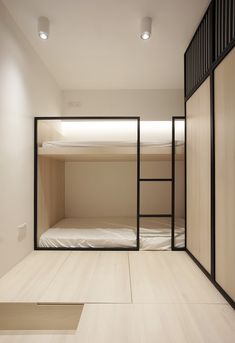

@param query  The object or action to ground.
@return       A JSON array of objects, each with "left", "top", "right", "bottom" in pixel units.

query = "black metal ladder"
[{"left": 136, "top": 116, "right": 185, "bottom": 251}]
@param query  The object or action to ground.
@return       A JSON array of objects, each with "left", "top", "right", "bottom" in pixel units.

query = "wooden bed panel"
[
  {"left": 38, "top": 156, "right": 65, "bottom": 242},
  {"left": 37, "top": 120, "right": 64, "bottom": 145},
  {"left": 215, "top": 47, "right": 235, "bottom": 301},
  {"left": 186, "top": 77, "right": 211, "bottom": 273}
]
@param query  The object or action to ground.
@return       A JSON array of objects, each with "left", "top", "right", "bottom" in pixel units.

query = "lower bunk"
[{"left": 39, "top": 217, "right": 185, "bottom": 250}]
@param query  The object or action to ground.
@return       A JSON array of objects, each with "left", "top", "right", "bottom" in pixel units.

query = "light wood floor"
[{"left": 0, "top": 251, "right": 234, "bottom": 342}]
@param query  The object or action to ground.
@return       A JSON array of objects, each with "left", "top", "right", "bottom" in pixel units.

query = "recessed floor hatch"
[{"left": 0, "top": 303, "right": 84, "bottom": 331}]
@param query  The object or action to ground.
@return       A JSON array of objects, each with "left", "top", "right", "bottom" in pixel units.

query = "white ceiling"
[{"left": 3, "top": 0, "right": 210, "bottom": 90}]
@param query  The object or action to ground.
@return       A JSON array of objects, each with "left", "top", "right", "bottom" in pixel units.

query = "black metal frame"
[
  {"left": 34, "top": 116, "right": 185, "bottom": 253},
  {"left": 34, "top": 116, "right": 140, "bottom": 251},
  {"left": 171, "top": 116, "right": 186, "bottom": 251},
  {"left": 184, "top": 0, "right": 235, "bottom": 309}
]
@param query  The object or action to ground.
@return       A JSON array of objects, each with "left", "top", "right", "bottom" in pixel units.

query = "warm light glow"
[
  {"left": 60, "top": 120, "right": 137, "bottom": 141},
  {"left": 57, "top": 120, "right": 184, "bottom": 143},
  {"left": 39, "top": 32, "right": 48, "bottom": 40},
  {"left": 141, "top": 32, "right": 150, "bottom": 40}
]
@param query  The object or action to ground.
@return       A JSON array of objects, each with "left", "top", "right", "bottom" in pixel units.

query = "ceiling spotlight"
[
  {"left": 140, "top": 17, "right": 152, "bottom": 40},
  {"left": 38, "top": 16, "right": 49, "bottom": 40}
]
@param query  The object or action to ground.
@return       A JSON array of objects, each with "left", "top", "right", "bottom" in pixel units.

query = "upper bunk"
[{"left": 37, "top": 118, "right": 185, "bottom": 162}]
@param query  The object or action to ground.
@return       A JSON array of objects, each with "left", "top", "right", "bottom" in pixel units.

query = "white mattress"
[
  {"left": 42, "top": 140, "right": 183, "bottom": 148},
  {"left": 140, "top": 217, "right": 185, "bottom": 250},
  {"left": 39, "top": 217, "right": 185, "bottom": 250}
]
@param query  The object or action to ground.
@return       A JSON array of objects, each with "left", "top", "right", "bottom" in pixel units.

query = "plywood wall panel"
[
  {"left": 186, "top": 77, "right": 211, "bottom": 273},
  {"left": 215, "top": 47, "right": 235, "bottom": 301},
  {"left": 37, "top": 157, "right": 65, "bottom": 242},
  {"left": 65, "top": 161, "right": 185, "bottom": 218}
]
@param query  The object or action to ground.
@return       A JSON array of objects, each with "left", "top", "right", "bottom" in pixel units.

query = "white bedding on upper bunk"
[
  {"left": 42, "top": 140, "right": 183, "bottom": 148},
  {"left": 39, "top": 217, "right": 185, "bottom": 250}
]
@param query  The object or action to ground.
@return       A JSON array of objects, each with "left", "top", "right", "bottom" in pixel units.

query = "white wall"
[
  {"left": 0, "top": 1, "right": 61, "bottom": 277},
  {"left": 62, "top": 89, "right": 184, "bottom": 120}
]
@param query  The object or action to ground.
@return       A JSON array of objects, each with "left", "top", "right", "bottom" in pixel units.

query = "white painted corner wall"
[{"left": 0, "top": 0, "right": 61, "bottom": 277}]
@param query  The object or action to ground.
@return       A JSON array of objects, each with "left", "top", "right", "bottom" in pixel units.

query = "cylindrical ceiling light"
[
  {"left": 38, "top": 16, "right": 50, "bottom": 40},
  {"left": 140, "top": 17, "right": 152, "bottom": 40}
]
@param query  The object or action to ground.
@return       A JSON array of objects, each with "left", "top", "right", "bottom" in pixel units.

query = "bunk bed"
[
  {"left": 35, "top": 117, "right": 185, "bottom": 251},
  {"left": 38, "top": 217, "right": 185, "bottom": 250}
]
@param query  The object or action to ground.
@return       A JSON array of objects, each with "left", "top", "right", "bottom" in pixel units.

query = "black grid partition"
[
  {"left": 34, "top": 116, "right": 140, "bottom": 251},
  {"left": 185, "top": 0, "right": 235, "bottom": 98},
  {"left": 185, "top": 5, "right": 213, "bottom": 98},
  {"left": 215, "top": 0, "right": 235, "bottom": 59}
]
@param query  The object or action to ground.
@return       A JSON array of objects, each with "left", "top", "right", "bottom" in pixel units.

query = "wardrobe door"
[
  {"left": 215, "top": 47, "right": 235, "bottom": 301},
  {"left": 186, "top": 77, "right": 211, "bottom": 273}
]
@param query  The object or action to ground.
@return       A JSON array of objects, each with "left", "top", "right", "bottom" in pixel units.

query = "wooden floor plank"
[
  {"left": 129, "top": 251, "right": 226, "bottom": 303},
  {"left": 39, "top": 251, "right": 131, "bottom": 303},
  {"left": 0, "top": 251, "right": 70, "bottom": 302},
  {"left": 0, "top": 303, "right": 234, "bottom": 343}
]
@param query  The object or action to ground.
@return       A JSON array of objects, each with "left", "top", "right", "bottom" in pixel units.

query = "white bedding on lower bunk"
[{"left": 39, "top": 217, "right": 185, "bottom": 250}]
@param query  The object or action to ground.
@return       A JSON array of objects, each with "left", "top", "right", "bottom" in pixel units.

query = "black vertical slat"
[
  {"left": 208, "top": 9, "right": 211, "bottom": 67},
  {"left": 197, "top": 29, "right": 199, "bottom": 82},
  {"left": 200, "top": 21, "right": 204, "bottom": 78},
  {"left": 215, "top": 0, "right": 218, "bottom": 59},
  {"left": 200, "top": 20, "right": 205, "bottom": 78},
  {"left": 216, "top": 0, "right": 218, "bottom": 59},
  {"left": 232, "top": 0, "right": 233, "bottom": 39},
  {"left": 189, "top": 48, "right": 191, "bottom": 95},
  {"left": 187, "top": 50, "right": 189, "bottom": 96},
  {"left": 209, "top": 8, "right": 211, "bottom": 66},
  {"left": 191, "top": 41, "right": 195, "bottom": 88},
  {"left": 191, "top": 42, "right": 193, "bottom": 91},
  {"left": 222, "top": 0, "right": 225, "bottom": 52},
  {"left": 198, "top": 29, "right": 201, "bottom": 80},
  {"left": 189, "top": 50, "right": 191, "bottom": 95},
  {"left": 228, "top": 0, "right": 231, "bottom": 43},
  {"left": 210, "top": 72, "right": 215, "bottom": 281},
  {"left": 218, "top": 0, "right": 221, "bottom": 56},
  {"left": 206, "top": 14, "right": 208, "bottom": 72},
  {"left": 203, "top": 15, "right": 206, "bottom": 74},
  {"left": 171, "top": 118, "right": 175, "bottom": 250},
  {"left": 186, "top": 54, "right": 188, "bottom": 97},
  {"left": 196, "top": 31, "right": 198, "bottom": 86},
  {"left": 34, "top": 118, "right": 38, "bottom": 249},
  {"left": 185, "top": 54, "right": 187, "bottom": 97},
  {"left": 187, "top": 50, "right": 189, "bottom": 97},
  {"left": 137, "top": 117, "right": 140, "bottom": 250},
  {"left": 198, "top": 25, "right": 200, "bottom": 81},
  {"left": 226, "top": 0, "right": 228, "bottom": 45},
  {"left": 186, "top": 51, "right": 188, "bottom": 97},
  {"left": 211, "top": 1, "right": 215, "bottom": 66},
  {"left": 218, "top": 0, "right": 223, "bottom": 56},
  {"left": 189, "top": 46, "right": 192, "bottom": 95},
  {"left": 232, "top": 0, "right": 234, "bottom": 40},
  {"left": 225, "top": 0, "right": 227, "bottom": 46},
  {"left": 184, "top": 113, "right": 187, "bottom": 249},
  {"left": 194, "top": 37, "right": 197, "bottom": 88}
]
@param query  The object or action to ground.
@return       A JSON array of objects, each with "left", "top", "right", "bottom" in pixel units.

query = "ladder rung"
[
  {"left": 139, "top": 214, "right": 172, "bottom": 218},
  {"left": 139, "top": 178, "right": 172, "bottom": 182}
]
